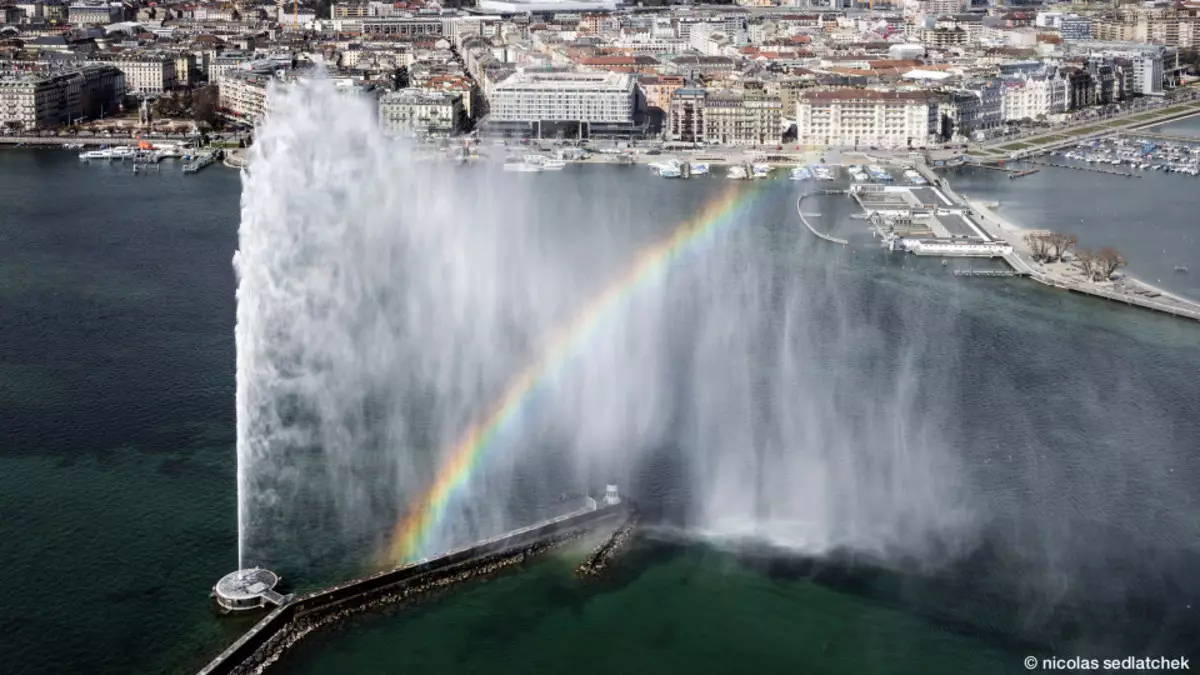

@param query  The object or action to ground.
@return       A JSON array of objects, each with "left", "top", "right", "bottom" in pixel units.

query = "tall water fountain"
[{"left": 231, "top": 76, "right": 977, "bottom": 581}]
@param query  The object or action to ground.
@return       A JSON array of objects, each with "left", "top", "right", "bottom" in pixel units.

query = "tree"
[
  {"left": 1024, "top": 231, "right": 1052, "bottom": 261},
  {"left": 193, "top": 86, "right": 219, "bottom": 128},
  {"left": 1075, "top": 247, "right": 1096, "bottom": 280},
  {"left": 1047, "top": 232, "right": 1078, "bottom": 261},
  {"left": 1094, "top": 247, "right": 1127, "bottom": 280}
]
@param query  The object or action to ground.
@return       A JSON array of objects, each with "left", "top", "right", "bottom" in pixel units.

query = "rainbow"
[{"left": 385, "top": 183, "right": 765, "bottom": 565}]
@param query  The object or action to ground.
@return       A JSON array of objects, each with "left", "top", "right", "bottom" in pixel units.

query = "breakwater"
[
  {"left": 796, "top": 193, "right": 849, "bottom": 245},
  {"left": 576, "top": 511, "right": 639, "bottom": 578},
  {"left": 198, "top": 503, "right": 626, "bottom": 675}
]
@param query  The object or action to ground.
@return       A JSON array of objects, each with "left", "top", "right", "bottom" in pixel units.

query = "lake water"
[{"left": 2, "top": 150, "right": 1199, "bottom": 675}]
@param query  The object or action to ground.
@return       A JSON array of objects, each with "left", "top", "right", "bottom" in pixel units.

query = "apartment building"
[
  {"left": 1000, "top": 71, "right": 1067, "bottom": 121},
  {"left": 378, "top": 89, "right": 465, "bottom": 136},
  {"left": 703, "top": 90, "right": 782, "bottom": 145},
  {"left": 638, "top": 74, "right": 684, "bottom": 112},
  {"left": 218, "top": 69, "right": 274, "bottom": 120},
  {"left": 91, "top": 53, "right": 177, "bottom": 94},
  {"left": 796, "top": 89, "right": 937, "bottom": 149},
  {"left": 0, "top": 65, "right": 124, "bottom": 130},
  {"left": 666, "top": 87, "right": 707, "bottom": 145}
]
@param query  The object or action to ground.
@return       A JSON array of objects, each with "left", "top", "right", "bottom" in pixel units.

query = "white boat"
[
  {"left": 689, "top": 162, "right": 710, "bottom": 175},
  {"left": 790, "top": 167, "right": 811, "bottom": 181},
  {"left": 727, "top": 166, "right": 748, "bottom": 180},
  {"left": 503, "top": 161, "right": 542, "bottom": 173},
  {"left": 79, "top": 149, "right": 111, "bottom": 161},
  {"left": 108, "top": 146, "right": 136, "bottom": 160},
  {"left": 541, "top": 159, "right": 567, "bottom": 170},
  {"left": 659, "top": 166, "right": 682, "bottom": 178},
  {"left": 751, "top": 163, "right": 771, "bottom": 178}
]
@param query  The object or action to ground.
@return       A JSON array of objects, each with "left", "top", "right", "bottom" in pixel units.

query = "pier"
[
  {"left": 198, "top": 496, "right": 630, "bottom": 675},
  {"left": 796, "top": 193, "right": 849, "bottom": 245},
  {"left": 183, "top": 151, "right": 220, "bottom": 174},
  {"left": 965, "top": 163, "right": 1037, "bottom": 179},
  {"left": 1024, "top": 159, "right": 1139, "bottom": 178},
  {"left": 958, "top": 199, "right": 1200, "bottom": 322},
  {"left": 953, "top": 269, "right": 1029, "bottom": 277}
]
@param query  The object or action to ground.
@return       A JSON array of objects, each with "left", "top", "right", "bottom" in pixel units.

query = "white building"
[
  {"left": 218, "top": 70, "right": 273, "bottom": 121},
  {"left": 796, "top": 89, "right": 938, "bottom": 149},
  {"left": 1000, "top": 72, "right": 1066, "bottom": 121},
  {"left": 93, "top": 53, "right": 177, "bottom": 94},
  {"left": 490, "top": 70, "right": 634, "bottom": 124},
  {"left": 69, "top": 1, "right": 121, "bottom": 24},
  {"left": 378, "top": 89, "right": 464, "bottom": 136}
]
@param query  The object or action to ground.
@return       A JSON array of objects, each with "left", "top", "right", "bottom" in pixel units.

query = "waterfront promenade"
[{"left": 970, "top": 98, "right": 1200, "bottom": 161}]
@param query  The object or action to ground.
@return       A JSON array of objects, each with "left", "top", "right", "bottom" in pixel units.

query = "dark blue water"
[{"left": 2, "top": 151, "right": 1199, "bottom": 675}]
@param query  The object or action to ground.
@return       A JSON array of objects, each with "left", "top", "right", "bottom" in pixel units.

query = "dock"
[
  {"left": 198, "top": 497, "right": 630, "bottom": 675},
  {"left": 1024, "top": 159, "right": 1139, "bottom": 178},
  {"left": 183, "top": 150, "right": 220, "bottom": 174}
]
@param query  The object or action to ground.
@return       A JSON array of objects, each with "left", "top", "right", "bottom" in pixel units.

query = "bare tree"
[
  {"left": 1075, "top": 247, "right": 1096, "bottom": 280},
  {"left": 193, "top": 86, "right": 219, "bottom": 128},
  {"left": 1024, "top": 232, "right": 1051, "bottom": 261},
  {"left": 1047, "top": 232, "right": 1078, "bottom": 262},
  {"left": 1094, "top": 247, "right": 1127, "bottom": 280}
]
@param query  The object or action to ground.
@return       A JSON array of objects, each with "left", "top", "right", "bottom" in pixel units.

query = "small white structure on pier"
[
  {"left": 604, "top": 484, "right": 621, "bottom": 506},
  {"left": 212, "top": 567, "right": 286, "bottom": 612}
]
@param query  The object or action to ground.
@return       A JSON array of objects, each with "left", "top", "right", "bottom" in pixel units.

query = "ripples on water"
[{"left": 1, "top": 98, "right": 1199, "bottom": 673}]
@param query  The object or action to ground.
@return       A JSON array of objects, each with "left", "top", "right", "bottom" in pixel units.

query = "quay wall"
[{"left": 198, "top": 504, "right": 626, "bottom": 675}]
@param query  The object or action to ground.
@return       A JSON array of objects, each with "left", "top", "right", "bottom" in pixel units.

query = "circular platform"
[{"left": 213, "top": 567, "right": 279, "bottom": 612}]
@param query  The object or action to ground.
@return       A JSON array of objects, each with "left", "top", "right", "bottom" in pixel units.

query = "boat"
[
  {"left": 689, "top": 162, "right": 710, "bottom": 176},
  {"left": 540, "top": 158, "right": 566, "bottom": 170},
  {"left": 751, "top": 163, "right": 772, "bottom": 179},
  {"left": 1176, "top": 265, "right": 1189, "bottom": 273},
  {"left": 79, "top": 149, "right": 112, "bottom": 161},
  {"left": 727, "top": 166, "right": 748, "bottom": 180},
  {"left": 789, "top": 167, "right": 811, "bottom": 181},
  {"left": 108, "top": 146, "right": 136, "bottom": 160}
]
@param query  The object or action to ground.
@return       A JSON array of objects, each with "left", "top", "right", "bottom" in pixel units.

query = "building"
[
  {"left": 91, "top": 53, "right": 177, "bottom": 94},
  {"left": 68, "top": 1, "right": 122, "bottom": 24},
  {"left": 1000, "top": 71, "right": 1067, "bottom": 121},
  {"left": 703, "top": 90, "right": 782, "bottom": 146},
  {"left": 218, "top": 69, "right": 275, "bottom": 121},
  {"left": 666, "top": 87, "right": 708, "bottom": 145},
  {"left": 486, "top": 70, "right": 636, "bottom": 138},
  {"left": 361, "top": 17, "right": 443, "bottom": 38},
  {"left": 638, "top": 75, "right": 684, "bottom": 113},
  {"left": 1068, "top": 42, "right": 1177, "bottom": 95},
  {"left": 796, "top": 89, "right": 938, "bottom": 149},
  {"left": 1059, "top": 15, "right": 1093, "bottom": 41},
  {"left": 0, "top": 65, "right": 124, "bottom": 130},
  {"left": 378, "top": 89, "right": 465, "bottom": 136}
]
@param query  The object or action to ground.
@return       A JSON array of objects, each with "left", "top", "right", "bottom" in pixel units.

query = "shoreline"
[{"left": 958, "top": 191, "right": 1200, "bottom": 321}]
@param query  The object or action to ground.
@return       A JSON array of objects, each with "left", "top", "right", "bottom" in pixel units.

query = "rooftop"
[{"left": 496, "top": 69, "right": 632, "bottom": 91}]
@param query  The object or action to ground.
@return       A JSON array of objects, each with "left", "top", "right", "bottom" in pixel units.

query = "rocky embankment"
[{"left": 576, "top": 512, "right": 638, "bottom": 579}]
